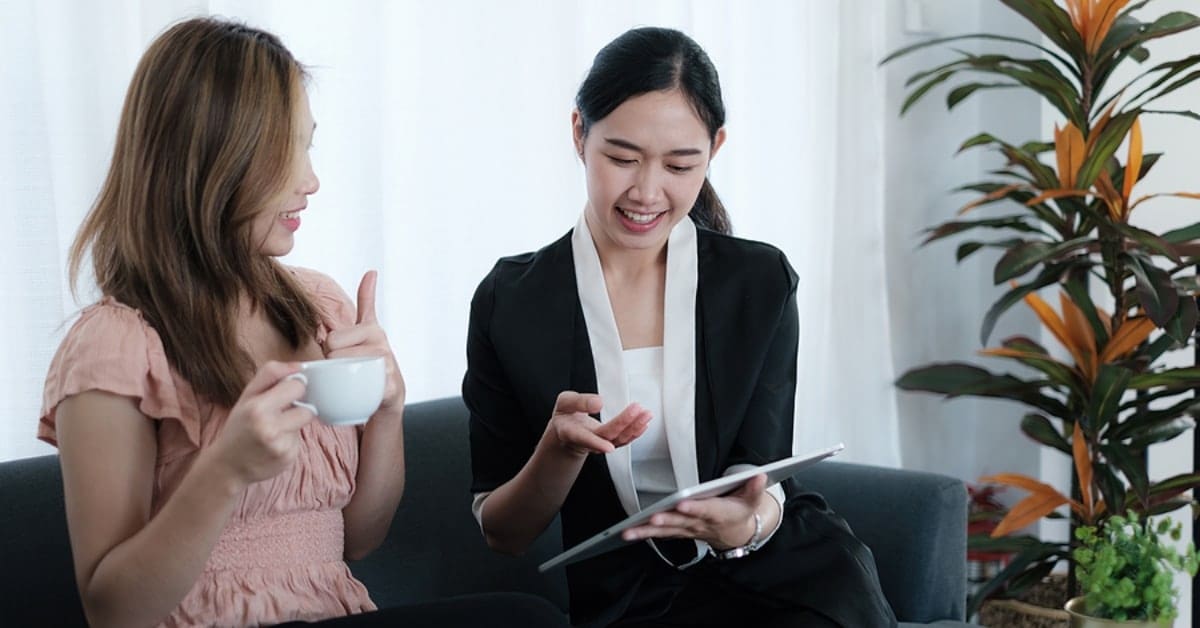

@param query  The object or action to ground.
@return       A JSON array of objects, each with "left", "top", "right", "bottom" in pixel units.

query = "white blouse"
[{"left": 624, "top": 346, "right": 676, "bottom": 509}]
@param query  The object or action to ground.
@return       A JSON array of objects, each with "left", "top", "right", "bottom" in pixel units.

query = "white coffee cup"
[{"left": 287, "top": 356, "right": 385, "bottom": 426}]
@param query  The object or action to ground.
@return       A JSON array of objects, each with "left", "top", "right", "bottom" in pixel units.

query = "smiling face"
[
  {"left": 251, "top": 87, "right": 320, "bottom": 257},
  {"left": 574, "top": 89, "right": 725, "bottom": 256}
]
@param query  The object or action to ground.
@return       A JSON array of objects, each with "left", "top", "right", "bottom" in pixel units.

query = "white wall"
[{"left": 884, "top": 0, "right": 1043, "bottom": 482}]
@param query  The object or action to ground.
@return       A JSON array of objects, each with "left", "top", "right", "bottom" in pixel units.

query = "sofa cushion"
[
  {"left": 0, "top": 454, "right": 88, "bottom": 626},
  {"left": 348, "top": 397, "right": 569, "bottom": 611}
]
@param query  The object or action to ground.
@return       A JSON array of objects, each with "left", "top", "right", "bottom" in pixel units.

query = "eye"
[
  {"left": 606, "top": 155, "right": 637, "bottom": 166},
  {"left": 667, "top": 165, "right": 697, "bottom": 173}
]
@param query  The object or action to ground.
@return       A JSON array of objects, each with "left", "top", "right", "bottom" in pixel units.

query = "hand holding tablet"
[{"left": 538, "top": 443, "right": 845, "bottom": 572}]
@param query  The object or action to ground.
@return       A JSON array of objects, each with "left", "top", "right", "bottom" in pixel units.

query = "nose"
[
  {"left": 626, "top": 166, "right": 663, "bottom": 206},
  {"left": 300, "top": 164, "right": 320, "bottom": 195}
]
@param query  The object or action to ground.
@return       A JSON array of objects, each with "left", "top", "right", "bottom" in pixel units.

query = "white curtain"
[{"left": 0, "top": 0, "right": 898, "bottom": 466}]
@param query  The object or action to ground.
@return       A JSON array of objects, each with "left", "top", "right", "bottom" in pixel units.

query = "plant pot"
[{"left": 1063, "top": 597, "right": 1172, "bottom": 628}]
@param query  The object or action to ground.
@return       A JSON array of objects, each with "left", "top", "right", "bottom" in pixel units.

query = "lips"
[
  {"left": 615, "top": 206, "right": 667, "bottom": 232},
  {"left": 280, "top": 207, "right": 304, "bottom": 232}
]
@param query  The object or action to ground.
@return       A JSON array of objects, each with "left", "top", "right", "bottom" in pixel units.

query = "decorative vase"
[{"left": 1064, "top": 597, "right": 1172, "bottom": 628}]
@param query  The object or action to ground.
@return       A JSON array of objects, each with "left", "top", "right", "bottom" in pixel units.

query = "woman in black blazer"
[{"left": 464, "top": 27, "right": 896, "bottom": 628}]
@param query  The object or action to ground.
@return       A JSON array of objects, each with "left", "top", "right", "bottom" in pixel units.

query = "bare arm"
[
  {"left": 57, "top": 363, "right": 312, "bottom": 628},
  {"left": 342, "top": 407, "right": 404, "bottom": 560},
  {"left": 479, "top": 392, "right": 651, "bottom": 555},
  {"left": 328, "top": 271, "right": 408, "bottom": 560}
]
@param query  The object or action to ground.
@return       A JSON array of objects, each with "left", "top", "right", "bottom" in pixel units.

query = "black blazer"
[{"left": 464, "top": 227, "right": 803, "bottom": 626}]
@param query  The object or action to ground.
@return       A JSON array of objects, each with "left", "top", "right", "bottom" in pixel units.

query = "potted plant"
[
  {"left": 883, "top": 0, "right": 1200, "bottom": 617},
  {"left": 1068, "top": 512, "right": 1197, "bottom": 626}
]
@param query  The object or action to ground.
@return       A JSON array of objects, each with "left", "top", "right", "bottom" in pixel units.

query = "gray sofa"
[{"left": 0, "top": 397, "right": 974, "bottom": 627}]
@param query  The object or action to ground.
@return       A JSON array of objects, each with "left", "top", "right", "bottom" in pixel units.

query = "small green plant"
[{"left": 1073, "top": 513, "right": 1199, "bottom": 622}]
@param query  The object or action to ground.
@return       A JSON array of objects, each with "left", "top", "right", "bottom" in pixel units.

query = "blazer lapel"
[{"left": 572, "top": 218, "right": 639, "bottom": 517}]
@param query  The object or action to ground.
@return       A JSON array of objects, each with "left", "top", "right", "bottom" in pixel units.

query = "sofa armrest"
[{"left": 793, "top": 462, "right": 968, "bottom": 624}]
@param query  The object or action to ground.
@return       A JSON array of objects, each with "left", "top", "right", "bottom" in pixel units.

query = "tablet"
[{"left": 538, "top": 442, "right": 844, "bottom": 572}]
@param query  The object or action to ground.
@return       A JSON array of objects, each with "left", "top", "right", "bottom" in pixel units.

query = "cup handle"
[{"left": 285, "top": 373, "right": 319, "bottom": 416}]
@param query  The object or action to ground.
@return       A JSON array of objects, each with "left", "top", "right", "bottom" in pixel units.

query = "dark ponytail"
[
  {"left": 575, "top": 26, "right": 732, "bottom": 235},
  {"left": 691, "top": 179, "right": 729, "bottom": 234}
]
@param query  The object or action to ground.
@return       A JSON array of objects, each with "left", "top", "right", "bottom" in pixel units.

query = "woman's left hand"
[
  {"left": 323, "top": 270, "right": 406, "bottom": 413},
  {"left": 621, "top": 473, "right": 772, "bottom": 550}
]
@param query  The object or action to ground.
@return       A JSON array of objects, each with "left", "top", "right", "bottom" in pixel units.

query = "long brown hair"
[{"left": 69, "top": 17, "right": 322, "bottom": 407}]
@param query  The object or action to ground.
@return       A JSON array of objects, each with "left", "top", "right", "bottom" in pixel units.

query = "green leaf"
[
  {"left": 922, "top": 216, "right": 1044, "bottom": 246},
  {"left": 947, "top": 82, "right": 1021, "bottom": 109},
  {"left": 1101, "top": 11, "right": 1200, "bottom": 66},
  {"left": 1148, "top": 472, "right": 1200, "bottom": 496},
  {"left": 1076, "top": 110, "right": 1139, "bottom": 189},
  {"left": 998, "top": 0, "right": 1082, "bottom": 59},
  {"left": 881, "top": 32, "right": 1076, "bottom": 71},
  {"left": 1021, "top": 413, "right": 1070, "bottom": 453},
  {"left": 993, "top": 237, "right": 1092, "bottom": 283},
  {"left": 1142, "top": 108, "right": 1200, "bottom": 122},
  {"left": 1163, "top": 296, "right": 1198, "bottom": 346},
  {"left": 895, "top": 363, "right": 1071, "bottom": 418},
  {"left": 957, "top": 239, "right": 1026, "bottom": 263},
  {"left": 1161, "top": 221, "right": 1200, "bottom": 244},
  {"left": 1128, "top": 417, "right": 1195, "bottom": 449},
  {"left": 1111, "top": 397, "right": 1199, "bottom": 441},
  {"left": 1114, "top": 222, "right": 1181, "bottom": 263},
  {"left": 1128, "top": 367, "right": 1200, "bottom": 390},
  {"left": 1095, "top": 464, "right": 1127, "bottom": 516},
  {"left": 1100, "top": 443, "right": 1149, "bottom": 504},
  {"left": 901, "top": 70, "right": 955, "bottom": 115},
  {"left": 959, "top": 133, "right": 1001, "bottom": 152},
  {"left": 1087, "top": 364, "right": 1133, "bottom": 433},
  {"left": 1125, "top": 253, "right": 1180, "bottom": 327},
  {"left": 1140, "top": 497, "right": 1193, "bottom": 517},
  {"left": 1126, "top": 53, "right": 1200, "bottom": 106},
  {"left": 980, "top": 261, "right": 1078, "bottom": 346}
]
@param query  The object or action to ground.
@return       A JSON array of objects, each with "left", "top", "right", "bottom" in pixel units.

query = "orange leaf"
[
  {"left": 1099, "top": 317, "right": 1155, "bottom": 363},
  {"left": 1130, "top": 191, "right": 1200, "bottom": 213},
  {"left": 1054, "top": 123, "right": 1086, "bottom": 189},
  {"left": 1089, "top": 0, "right": 1131, "bottom": 54},
  {"left": 1065, "top": 0, "right": 1086, "bottom": 40},
  {"left": 978, "top": 347, "right": 1068, "bottom": 365},
  {"left": 980, "top": 472, "right": 1067, "bottom": 498},
  {"left": 1025, "top": 188, "right": 1090, "bottom": 208},
  {"left": 1060, "top": 293, "right": 1098, "bottom": 382},
  {"left": 1072, "top": 422, "right": 1093, "bottom": 521},
  {"left": 959, "top": 183, "right": 1026, "bottom": 215},
  {"left": 1095, "top": 172, "right": 1125, "bottom": 221},
  {"left": 991, "top": 492, "right": 1071, "bottom": 537},
  {"left": 1023, "top": 291, "right": 1088, "bottom": 373},
  {"left": 1123, "top": 116, "right": 1143, "bottom": 201}
]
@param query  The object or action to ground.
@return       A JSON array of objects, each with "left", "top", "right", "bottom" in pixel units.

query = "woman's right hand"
[
  {"left": 543, "top": 391, "right": 652, "bottom": 457},
  {"left": 208, "top": 361, "right": 315, "bottom": 486}
]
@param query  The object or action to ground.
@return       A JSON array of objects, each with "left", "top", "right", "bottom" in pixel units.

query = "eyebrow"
[{"left": 603, "top": 137, "right": 703, "bottom": 157}]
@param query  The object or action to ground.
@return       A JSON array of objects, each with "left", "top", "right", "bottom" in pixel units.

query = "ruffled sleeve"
[
  {"left": 39, "top": 299, "right": 200, "bottom": 451},
  {"left": 288, "top": 267, "right": 357, "bottom": 335}
]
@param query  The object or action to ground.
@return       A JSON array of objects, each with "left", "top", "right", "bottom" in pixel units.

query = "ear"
[
  {"left": 571, "top": 109, "right": 586, "bottom": 161},
  {"left": 709, "top": 127, "right": 727, "bottom": 162}
]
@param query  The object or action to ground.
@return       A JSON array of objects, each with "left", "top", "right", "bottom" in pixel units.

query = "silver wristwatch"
[{"left": 710, "top": 512, "right": 763, "bottom": 560}]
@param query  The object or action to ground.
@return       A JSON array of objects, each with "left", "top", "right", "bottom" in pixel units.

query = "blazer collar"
[{"left": 571, "top": 214, "right": 700, "bottom": 517}]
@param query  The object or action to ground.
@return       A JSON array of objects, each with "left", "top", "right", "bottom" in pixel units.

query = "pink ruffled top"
[{"left": 39, "top": 268, "right": 377, "bottom": 627}]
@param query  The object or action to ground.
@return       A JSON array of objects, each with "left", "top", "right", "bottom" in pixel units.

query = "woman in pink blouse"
[{"left": 40, "top": 17, "right": 562, "bottom": 628}]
